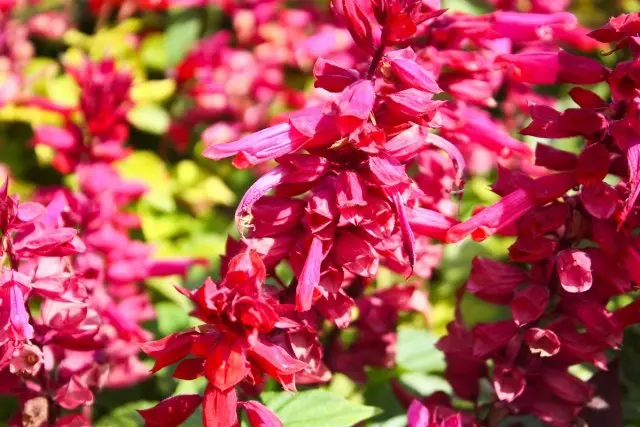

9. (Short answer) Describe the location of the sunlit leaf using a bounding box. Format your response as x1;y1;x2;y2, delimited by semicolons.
261;389;381;427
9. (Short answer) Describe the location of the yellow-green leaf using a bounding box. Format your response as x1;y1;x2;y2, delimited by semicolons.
127;103;170;135
131;79;176;104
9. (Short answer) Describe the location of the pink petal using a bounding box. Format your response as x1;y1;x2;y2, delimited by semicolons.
241;401;283;427
296;236;324;312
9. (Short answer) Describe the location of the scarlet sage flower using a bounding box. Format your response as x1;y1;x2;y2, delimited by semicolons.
141;250;308;426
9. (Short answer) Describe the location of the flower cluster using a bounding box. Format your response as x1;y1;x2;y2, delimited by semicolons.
2;0;640;426
171;1;356;153
1;56;203;424
433;11;640;427
143;2;640;426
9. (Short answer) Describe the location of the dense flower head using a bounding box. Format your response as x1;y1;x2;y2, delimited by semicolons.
141;249;310;425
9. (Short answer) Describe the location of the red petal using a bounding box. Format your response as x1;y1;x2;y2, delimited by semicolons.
203;385;238;427
241;401;283;427
173;358;205;380
205;338;247;391
138;394;202;427
249;339;307;378
141;332;195;373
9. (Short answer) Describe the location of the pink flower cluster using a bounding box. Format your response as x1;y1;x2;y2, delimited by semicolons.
171;1;357;153
1;57;202;425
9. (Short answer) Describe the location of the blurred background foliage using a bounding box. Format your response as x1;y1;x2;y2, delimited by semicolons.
0;0;636;425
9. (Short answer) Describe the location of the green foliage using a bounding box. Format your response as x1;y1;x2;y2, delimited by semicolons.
166;9;203;67
261;389;382;427
395;327;445;373
127;103;171;135
95;401;154;427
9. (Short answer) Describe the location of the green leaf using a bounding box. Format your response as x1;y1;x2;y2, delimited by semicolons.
155;302;191;336
166;9;202;67
141;33;168;71
395;327;445;373
370;415;408;427
363;369;404;423
95;401;155;427
127;103;171;135
261;389;381;427
131;79;176;104
115;151;175;212
46;74;80;108
442;0;488;13
399;372;452;396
